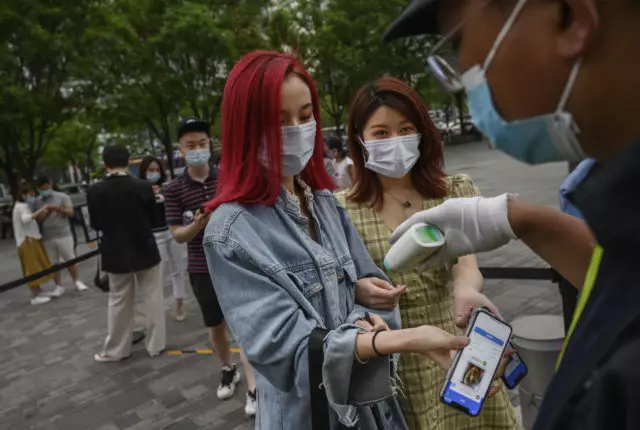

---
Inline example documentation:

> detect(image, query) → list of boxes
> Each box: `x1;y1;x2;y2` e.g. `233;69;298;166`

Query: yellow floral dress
336;174;518;430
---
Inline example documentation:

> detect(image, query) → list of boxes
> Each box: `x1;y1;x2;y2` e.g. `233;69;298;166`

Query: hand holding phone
440;308;512;417
501;342;528;390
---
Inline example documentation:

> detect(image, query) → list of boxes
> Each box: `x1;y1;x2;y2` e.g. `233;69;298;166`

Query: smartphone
501;342;528;389
440;308;513;417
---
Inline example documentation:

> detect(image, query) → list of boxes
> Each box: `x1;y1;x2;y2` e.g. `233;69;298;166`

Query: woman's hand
412;325;470;369
453;287;501;329
355;277;406;309
354;312;390;332
34;205;50;219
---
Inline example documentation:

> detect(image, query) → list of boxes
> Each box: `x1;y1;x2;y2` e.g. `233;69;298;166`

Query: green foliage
0;0;101;194
0;0;460;193
44;120;98;171
84;0;272;176
274;0;439;130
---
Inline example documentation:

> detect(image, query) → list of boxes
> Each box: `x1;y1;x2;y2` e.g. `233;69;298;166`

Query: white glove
389;194;518;271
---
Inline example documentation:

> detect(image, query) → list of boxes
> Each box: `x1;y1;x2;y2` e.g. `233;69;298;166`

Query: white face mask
281;120;317;176
363;134;421;178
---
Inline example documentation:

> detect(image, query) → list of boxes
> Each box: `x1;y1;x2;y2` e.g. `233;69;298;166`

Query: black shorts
189;273;225;327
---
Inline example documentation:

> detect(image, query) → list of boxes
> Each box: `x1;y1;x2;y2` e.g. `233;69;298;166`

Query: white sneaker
217;364;240;400
245;390;257;417
43;285;65;298
51;285;65;297
31;296;51;305
75;281;89;291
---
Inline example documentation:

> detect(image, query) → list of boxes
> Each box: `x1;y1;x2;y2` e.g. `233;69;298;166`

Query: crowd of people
12;178;89;305
10;0;640;428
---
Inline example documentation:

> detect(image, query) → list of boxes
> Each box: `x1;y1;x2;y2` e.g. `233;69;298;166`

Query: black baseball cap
177;117;210;140
383;0;440;42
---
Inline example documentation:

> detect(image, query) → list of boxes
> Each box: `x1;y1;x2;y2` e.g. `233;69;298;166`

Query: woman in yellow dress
335;77;518;430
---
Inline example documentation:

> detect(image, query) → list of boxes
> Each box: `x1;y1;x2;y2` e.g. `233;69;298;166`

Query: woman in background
327;136;355;190
139;156;188;321
336;77;518;430
12;184;55;305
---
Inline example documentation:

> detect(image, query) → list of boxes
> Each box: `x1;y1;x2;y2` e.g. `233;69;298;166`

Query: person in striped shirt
164;118;257;417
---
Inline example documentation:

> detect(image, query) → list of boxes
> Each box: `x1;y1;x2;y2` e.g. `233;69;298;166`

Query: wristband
372;330;385;357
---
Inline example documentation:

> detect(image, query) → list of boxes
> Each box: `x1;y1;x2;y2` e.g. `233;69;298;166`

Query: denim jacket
203;179;408;430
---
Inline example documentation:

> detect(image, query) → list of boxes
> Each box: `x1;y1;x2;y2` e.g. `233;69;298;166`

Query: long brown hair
346;76;447;209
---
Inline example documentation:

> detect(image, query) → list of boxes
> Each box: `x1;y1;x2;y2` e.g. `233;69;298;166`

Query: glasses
425;0;498;94
426;21;465;94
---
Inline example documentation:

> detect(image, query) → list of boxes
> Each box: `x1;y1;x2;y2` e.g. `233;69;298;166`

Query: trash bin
511;315;565;430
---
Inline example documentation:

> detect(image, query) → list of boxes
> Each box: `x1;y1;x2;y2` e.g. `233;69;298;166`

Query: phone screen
502;344;528;389
442;311;512;416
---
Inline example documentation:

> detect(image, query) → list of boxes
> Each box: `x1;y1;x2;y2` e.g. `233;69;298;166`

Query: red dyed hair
208;51;336;211
346;77;447;209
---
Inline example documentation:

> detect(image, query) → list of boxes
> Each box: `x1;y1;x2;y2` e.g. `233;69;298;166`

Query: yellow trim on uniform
556;245;604;370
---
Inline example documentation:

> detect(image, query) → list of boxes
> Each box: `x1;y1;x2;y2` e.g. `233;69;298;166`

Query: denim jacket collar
277;177;315;224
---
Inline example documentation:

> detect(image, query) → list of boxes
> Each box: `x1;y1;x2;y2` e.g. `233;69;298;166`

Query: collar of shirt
106;171;128;177
573;141;640;250
277;177;315;223
183;165;216;184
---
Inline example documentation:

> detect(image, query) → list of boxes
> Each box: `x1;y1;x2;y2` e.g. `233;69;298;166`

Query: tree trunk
332;114;343;136
163;139;175;179
4;165;20;202
455;92;466;135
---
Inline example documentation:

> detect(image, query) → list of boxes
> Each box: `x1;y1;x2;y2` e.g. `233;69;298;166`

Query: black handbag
309;328;356;430
309;327;386;430
94;254;110;292
309;327;333;430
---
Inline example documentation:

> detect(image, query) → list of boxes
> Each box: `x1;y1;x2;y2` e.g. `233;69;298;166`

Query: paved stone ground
0;142;568;430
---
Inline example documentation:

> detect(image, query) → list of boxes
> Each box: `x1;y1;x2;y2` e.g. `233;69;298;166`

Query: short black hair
35;176;51;188
177;117;210;141
103;145;130;169
17;184;35;202
327;136;347;157
139;155;167;184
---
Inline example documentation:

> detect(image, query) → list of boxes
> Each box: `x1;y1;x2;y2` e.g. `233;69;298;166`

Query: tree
0;0;102;197
270;0;431;132
43;119;99;183
85;0;272;177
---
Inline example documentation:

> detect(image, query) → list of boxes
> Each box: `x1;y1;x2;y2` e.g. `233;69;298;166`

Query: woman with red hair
335;77;518;429
204;51;470;429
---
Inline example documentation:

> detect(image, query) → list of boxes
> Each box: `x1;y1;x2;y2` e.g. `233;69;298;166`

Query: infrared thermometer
384;223;445;272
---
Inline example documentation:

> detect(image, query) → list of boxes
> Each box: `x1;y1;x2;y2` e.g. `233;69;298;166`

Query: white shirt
333;157;354;190
12;202;42;247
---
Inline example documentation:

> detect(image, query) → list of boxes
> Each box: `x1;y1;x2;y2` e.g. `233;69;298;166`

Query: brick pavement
0;142;568;430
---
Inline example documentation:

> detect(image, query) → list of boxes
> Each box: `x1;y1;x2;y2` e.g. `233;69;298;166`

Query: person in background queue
163;118;257;416
327;136;355;190
88;145;166;362
33;176;89;295
384;0;640;429
203;50;473;430
12;184;55;305
336;76;517;429
139;155;188;322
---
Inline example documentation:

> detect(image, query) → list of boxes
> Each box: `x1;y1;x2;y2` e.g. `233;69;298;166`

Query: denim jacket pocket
287;267;325;312
338;263;357;317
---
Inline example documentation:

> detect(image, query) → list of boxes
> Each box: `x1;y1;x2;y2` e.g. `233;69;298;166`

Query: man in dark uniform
385;0;640;429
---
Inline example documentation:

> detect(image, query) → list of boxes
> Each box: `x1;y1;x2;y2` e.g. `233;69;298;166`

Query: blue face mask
40;189;52;198
146;172;161;183
26;196;36;205
461;0;585;164
185;149;210;167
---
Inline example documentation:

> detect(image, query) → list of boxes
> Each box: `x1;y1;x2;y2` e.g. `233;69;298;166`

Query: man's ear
558;0;600;58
